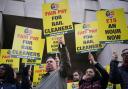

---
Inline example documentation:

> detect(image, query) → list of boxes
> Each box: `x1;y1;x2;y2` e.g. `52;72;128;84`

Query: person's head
46;56;57;72
83;66;99;81
121;49;128;66
0;64;6;78
16;72;22;83
22;66;32;77
0;64;15;84
73;71;81;82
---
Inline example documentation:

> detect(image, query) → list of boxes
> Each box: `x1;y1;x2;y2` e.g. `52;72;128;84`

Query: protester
72;71;81;82
21;66;33;89
0;64;17;89
15;72;22;89
79;53;109;89
34;41;71;89
110;49;128;89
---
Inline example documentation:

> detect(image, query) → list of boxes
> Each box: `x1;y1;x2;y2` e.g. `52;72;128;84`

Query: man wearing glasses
110;49;128;89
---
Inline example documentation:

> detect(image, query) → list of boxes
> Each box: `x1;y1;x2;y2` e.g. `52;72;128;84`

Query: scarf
79;80;101;89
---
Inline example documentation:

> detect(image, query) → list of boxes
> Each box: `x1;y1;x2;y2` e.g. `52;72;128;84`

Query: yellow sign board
75;22;102;53
0;49;20;72
33;64;47;87
11;25;43;60
22;39;45;64
96;8;128;43
67;82;79;89
42;0;73;36
46;34;65;53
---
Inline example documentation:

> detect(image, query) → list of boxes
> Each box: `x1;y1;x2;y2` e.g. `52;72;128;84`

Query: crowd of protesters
0;41;128;89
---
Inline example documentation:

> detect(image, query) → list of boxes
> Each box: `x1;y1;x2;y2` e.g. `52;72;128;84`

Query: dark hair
83;66;100;81
22;66;31;77
45;54;55;60
72;70;82;81
0;64;15;84
122;49;128;54
21;66;33;89
73;70;82;77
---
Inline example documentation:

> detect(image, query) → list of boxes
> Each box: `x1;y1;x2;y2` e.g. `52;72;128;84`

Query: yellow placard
42;0;73;36
11;25;43;60
96;8;128;43
0;49;20;72
46;34;65;53
67;82;79;89
22;39;45;64
75;21;102;53
33;64;47;87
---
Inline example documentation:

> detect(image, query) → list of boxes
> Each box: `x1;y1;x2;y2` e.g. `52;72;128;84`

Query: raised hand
58;37;65;48
88;52;97;64
112;51;118;61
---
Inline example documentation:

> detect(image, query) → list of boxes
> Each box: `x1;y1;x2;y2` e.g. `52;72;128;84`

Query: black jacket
110;60;128;89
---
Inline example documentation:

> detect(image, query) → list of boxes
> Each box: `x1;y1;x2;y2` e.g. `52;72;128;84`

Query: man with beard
34;42;71;89
110;49;128;89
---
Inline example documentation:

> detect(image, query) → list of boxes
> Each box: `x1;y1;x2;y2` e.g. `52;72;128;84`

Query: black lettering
6;60;13;62
52;21;63;26
107;35;121;40
83;40;94;44
83;35;93;39
23;40;32;45
21;45;33;50
52;15;62;20
27;59;36;62
45;25;73;34
105;29;121;34
52;48;58;51
51;44;58;48
45;29;50;33
77;44;102;51
53;41;58;44
108;24;116;28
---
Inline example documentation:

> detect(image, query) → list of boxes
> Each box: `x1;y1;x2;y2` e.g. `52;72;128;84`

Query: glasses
122;52;128;55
